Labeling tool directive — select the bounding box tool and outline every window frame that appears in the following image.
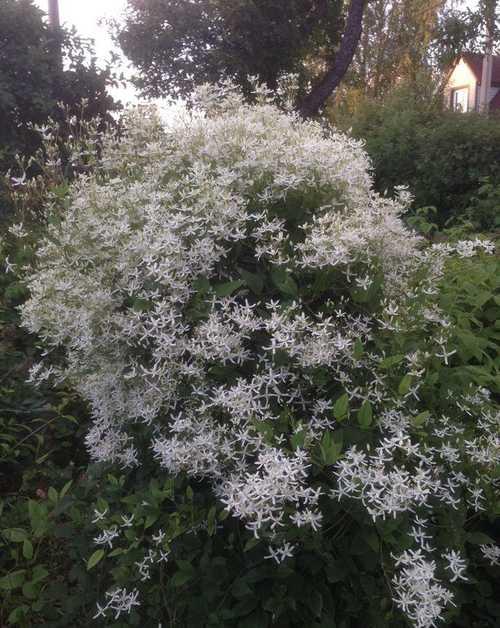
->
[451,86,470,112]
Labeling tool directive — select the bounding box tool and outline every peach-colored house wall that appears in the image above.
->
[444,59,478,111]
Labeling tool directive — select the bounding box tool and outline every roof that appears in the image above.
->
[461,52,500,87]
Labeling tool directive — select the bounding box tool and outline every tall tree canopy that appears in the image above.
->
[0,0,118,172]
[340,0,491,103]
[115,0,367,114]
[352,0,446,98]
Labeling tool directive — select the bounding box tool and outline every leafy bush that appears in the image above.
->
[462,177,500,232]
[0,112,105,627]
[335,88,500,226]
[2,85,499,627]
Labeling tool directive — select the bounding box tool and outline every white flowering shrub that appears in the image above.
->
[20,85,499,627]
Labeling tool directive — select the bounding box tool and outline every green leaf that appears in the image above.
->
[231,578,253,599]
[319,431,343,465]
[59,480,73,499]
[207,506,217,536]
[290,429,305,450]
[379,355,404,369]
[466,532,495,545]
[271,267,298,297]
[48,487,58,504]
[193,276,211,293]
[31,565,49,583]
[244,537,261,552]
[62,414,78,424]
[357,400,373,429]
[22,540,33,560]
[130,297,152,312]
[254,421,273,442]
[176,560,194,574]
[240,269,264,295]
[0,570,26,590]
[96,498,109,513]
[27,499,48,541]
[333,393,349,420]
[7,605,29,624]
[353,338,364,359]
[364,532,380,553]
[5,528,27,543]
[87,549,105,570]
[411,411,430,428]
[171,570,193,587]
[218,509,230,522]
[398,374,412,396]
[214,279,244,297]
[144,512,159,529]
[22,581,39,599]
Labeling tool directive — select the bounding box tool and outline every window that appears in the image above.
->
[452,87,469,112]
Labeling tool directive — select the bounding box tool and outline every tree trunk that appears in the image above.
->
[478,0,496,113]
[48,0,60,30]
[299,0,366,118]
[47,0,62,67]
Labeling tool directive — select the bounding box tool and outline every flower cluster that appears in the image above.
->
[93,588,140,621]
[393,550,454,628]
[21,83,497,627]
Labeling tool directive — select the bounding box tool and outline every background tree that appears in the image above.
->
[115,0,370,115]
[0,0,119,176]
[355,0,445,98]
[340,0,489,102]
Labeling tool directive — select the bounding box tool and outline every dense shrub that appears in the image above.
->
[335,89,500,226]
[2,85,499,627]
[0,114,107,626]
[463,177,500,232]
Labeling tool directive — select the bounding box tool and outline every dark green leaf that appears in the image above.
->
[22,540,33,560]
[0,570,26,590]
[358,400,373,429]
[411,411,430,428]
[240,269,264,295]
[270,267,298,297]
[333,393,349,420]
[87,549,105,570]
[214,279,244,297]
[398,374,412,396]
[171,570,193,587]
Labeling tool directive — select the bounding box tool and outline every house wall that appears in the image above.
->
[444,59,478,111]
[488,86,499,102]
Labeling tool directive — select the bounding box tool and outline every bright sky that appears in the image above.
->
[34,0,139,105]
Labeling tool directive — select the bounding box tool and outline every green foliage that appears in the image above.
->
[431,7,483,71]
[438,252,500,394]
[0,219,93,626]
[0,0,118,179]
[463,177,500,232]
[335,88,500,226]
[115,0,342,99]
